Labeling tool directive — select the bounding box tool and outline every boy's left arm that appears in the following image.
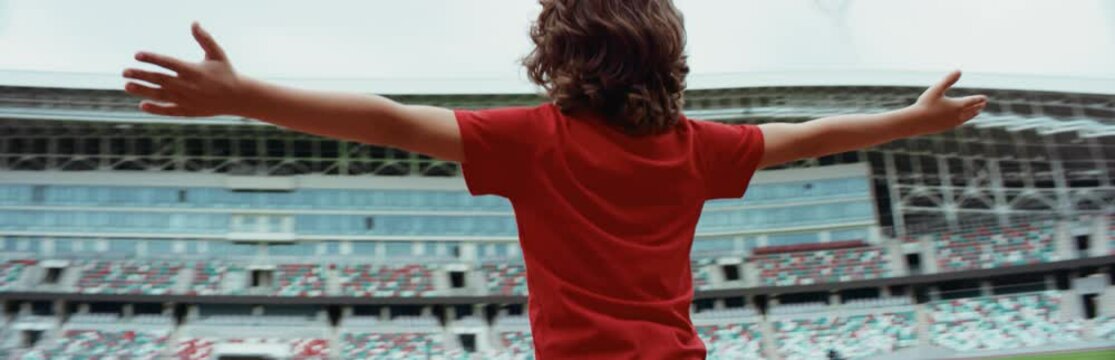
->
[757,71,988,169]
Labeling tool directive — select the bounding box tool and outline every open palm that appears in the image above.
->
[913,70,989,133]
[123,22,244,117]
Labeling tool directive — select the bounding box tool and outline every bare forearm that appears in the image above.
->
[759,107,923,167]
[805,106,928,153]
[234,77,408,146]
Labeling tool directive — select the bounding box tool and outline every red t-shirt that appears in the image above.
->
[455,103,765,359]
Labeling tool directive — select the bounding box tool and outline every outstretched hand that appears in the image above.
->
[123,22,244,117]
[911,70,988,134]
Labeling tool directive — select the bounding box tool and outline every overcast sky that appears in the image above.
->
[0,0,1112,93]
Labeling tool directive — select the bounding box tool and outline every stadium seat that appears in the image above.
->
[74,261,182,295]
[340,332,446,359]
[1094,316,1115,340]
[691,258,716,291]
[176,337,329,360]
[187,262,246,296]
[928,291,1082,351]
[932,221,1056,272]
[274,264,327,297]
[751,246,890,286]
[494,330,534,359]
[338,264,436,297]
[697,322,765,360]
[483,263,527,296]
[22,328,170,360]
[1108,216,1114,255]
[0,259,34,291]
[773,311,916,360]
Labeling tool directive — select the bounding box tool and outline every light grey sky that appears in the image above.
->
[0,0,1113,93]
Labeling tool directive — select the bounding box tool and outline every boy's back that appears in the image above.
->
[457,103,763,359]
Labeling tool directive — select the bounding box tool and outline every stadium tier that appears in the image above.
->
[1109,216,1114,255]
[772,310,917,360]
[19,328,170,360]
[338,264,437,298]
[696,322,765,360]
[177,337,330,360]
[1095,316,1115,340]
[74,261,183,295]
[692,258,716,291]
[482,263,527,296]
[187,262,245,296]
[750,243,891,286]
[272,264,327,297]
[340,332,445,359]
[927,291,1083,352]
[931,221,1058,272]
[492,330,534,360]
[0,260,33,291]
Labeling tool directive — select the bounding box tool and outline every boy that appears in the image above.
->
[122,1,987,358]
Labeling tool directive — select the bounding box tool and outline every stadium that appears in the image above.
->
[0,1,1113,359]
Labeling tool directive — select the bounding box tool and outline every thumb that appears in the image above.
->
[192,21,228,61]
[924,70,962,100]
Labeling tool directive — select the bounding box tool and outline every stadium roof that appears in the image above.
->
[0,0,1113,95]
[2,85,1113,138]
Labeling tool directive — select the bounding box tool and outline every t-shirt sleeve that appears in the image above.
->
[454,106,542,198]
[697,122,766,200]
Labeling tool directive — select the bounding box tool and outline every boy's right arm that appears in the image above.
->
[123,23,463,162]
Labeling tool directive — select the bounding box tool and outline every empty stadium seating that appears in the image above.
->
[692,258,715,291]
[773,311,916,360]
[697,322,765,360]
[75,261,182,295]
[274,264,326,297]
[1108,217,1114,255]
[751,246,890,286]
[494,330,534,359]
[177,337,329,360]
[0,260,33,291]
[928,291,1082,351]
[186,262,245,296]
[21,328,170,360]
[483,263,526,296]
[933,222,1056,272]
[1094,316,1115,340]
[338,264,436,297]
[340,332,446,359]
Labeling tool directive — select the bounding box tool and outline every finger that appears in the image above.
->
[135,52,196,76]
[959,95,988,107]
[140,101,202,117]
[192,22,228,61]
[124,82,175,102]
[963,108,981,121]
[963,102,987,112]
[122,68,181,88]
[960,104,986,119]
[926,70,962,99]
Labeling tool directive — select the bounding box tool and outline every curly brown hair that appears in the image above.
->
[524,0,690,135]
